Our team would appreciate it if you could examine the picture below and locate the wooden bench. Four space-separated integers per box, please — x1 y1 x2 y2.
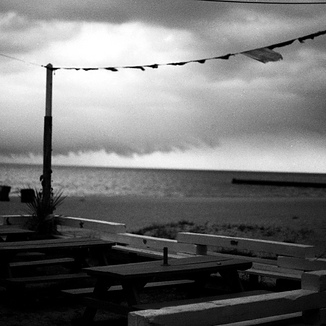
10 257 75 269
0 237 114 294
133 290 270 311
177 232 323 287
129 270 326 326
62 280 195 298
4 272 90 287
3 273 92 300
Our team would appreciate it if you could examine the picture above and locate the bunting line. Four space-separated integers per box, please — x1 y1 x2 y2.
198 0 326 4
45 29 326 72
1 29 325 72
0 53 41 67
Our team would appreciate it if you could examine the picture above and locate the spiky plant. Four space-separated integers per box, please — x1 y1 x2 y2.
25 188 66 236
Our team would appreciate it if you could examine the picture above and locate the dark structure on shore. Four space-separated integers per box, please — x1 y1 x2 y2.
232 178 326 188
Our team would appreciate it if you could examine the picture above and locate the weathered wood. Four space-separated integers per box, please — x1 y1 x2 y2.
4 272 90 285
10 257 75 268
108 232 196 255
62 280 195 297
129 289 326 326
112 244 192 260
302 270 326 292
278 256 326 271
0 237 114 254
245 269 302 281
57 215 126 234
85 256 251 279
0 215 30 226
246 262 303 281
177 232 315 258
133 290 270 311
0 215 127 236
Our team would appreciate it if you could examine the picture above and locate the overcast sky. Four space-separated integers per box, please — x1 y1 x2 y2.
1 0 326 172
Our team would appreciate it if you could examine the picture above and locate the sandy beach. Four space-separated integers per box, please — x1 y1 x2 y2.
1 195 326 249
1 195 326 325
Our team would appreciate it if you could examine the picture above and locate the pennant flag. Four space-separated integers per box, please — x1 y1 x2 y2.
3 28 315 71
241 47 283 63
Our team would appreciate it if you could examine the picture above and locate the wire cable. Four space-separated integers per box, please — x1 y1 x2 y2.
198 0 326 4
0 53 42 68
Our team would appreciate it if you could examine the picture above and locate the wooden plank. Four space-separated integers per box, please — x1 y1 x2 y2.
245 269 302 281
85 256 251 279
62 280 195 297
128 289 326 326
177 232 315 258
107 232 196 255
0 238 114 254
57 215 126 234
302 270 326 292
4 272 90 284
112 245 192 260
0 226 34 235
0 215 30 226
251 262 302 276
278 256 326 271
133 290 271 311
245 262 303 281
10 257 75 268
207 313 303 326
1 214 126 235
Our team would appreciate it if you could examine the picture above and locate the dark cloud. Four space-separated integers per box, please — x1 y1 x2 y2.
1 0 326 166
1 0 324 30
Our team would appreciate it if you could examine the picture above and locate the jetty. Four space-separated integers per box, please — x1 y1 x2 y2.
232 178 326 188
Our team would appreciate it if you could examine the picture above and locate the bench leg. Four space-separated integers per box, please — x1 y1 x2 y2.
219 269 244 292
303 308 326 325
122 280 147 306
249 274 259 286
81 278 109 325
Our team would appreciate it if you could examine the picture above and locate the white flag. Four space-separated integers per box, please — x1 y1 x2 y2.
241 47 283 63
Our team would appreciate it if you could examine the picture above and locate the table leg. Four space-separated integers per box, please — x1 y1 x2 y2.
219 269 244 292
121 278 150 307
122 282 141 306
81 278 110 325
0 256 13 278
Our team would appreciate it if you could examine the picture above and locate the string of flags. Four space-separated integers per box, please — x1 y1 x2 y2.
1 29 325 71
45 29 326 72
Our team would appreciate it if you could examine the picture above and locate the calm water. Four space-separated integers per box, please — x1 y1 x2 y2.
1 163 326 199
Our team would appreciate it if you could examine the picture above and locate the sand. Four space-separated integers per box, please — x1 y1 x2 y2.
2 194 326 248
1 195 325 325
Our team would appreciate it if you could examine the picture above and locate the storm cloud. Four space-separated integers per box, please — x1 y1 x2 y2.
1 1 326 171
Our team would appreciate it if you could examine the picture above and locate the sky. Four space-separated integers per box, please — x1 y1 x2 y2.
1 0 326 173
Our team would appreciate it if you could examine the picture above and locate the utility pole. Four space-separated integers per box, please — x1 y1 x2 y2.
42 63 53 212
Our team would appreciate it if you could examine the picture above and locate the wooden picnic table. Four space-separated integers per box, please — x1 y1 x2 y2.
81 255 252 323
0 225 35 241
0 237 115 279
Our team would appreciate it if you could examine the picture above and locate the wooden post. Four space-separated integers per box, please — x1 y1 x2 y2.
163 247 169 266
42 63 53 212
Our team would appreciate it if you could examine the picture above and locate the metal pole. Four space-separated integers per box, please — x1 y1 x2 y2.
42 63 53 213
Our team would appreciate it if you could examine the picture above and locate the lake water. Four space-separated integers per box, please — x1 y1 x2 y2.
1 163 326 199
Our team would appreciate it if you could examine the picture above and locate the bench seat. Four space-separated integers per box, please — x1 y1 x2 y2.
133 290 271 311
10 257 75 268
62 279 195 297
3 272 90 288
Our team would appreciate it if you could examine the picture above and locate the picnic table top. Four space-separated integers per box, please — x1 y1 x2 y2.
0 237 115 253
85 255 252 280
